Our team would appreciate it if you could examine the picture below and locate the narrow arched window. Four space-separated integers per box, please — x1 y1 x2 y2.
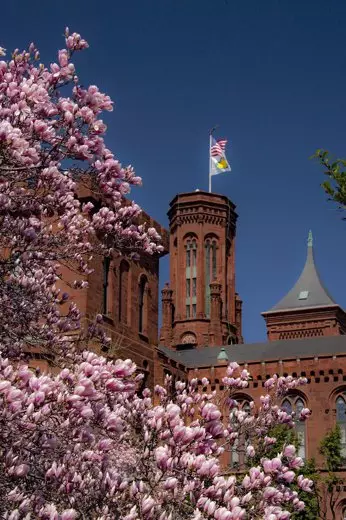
230 399 252 468
212 241 217 279
102 257 110 315
282 398 292 414
295 398 306 459
185 238 197 319
282 396 307 459
119 260 129 324
336 395 346 460
205 238 217 317
139 275 148 334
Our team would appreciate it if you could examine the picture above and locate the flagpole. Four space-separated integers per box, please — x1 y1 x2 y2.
209 126 218 193
209 132 212 193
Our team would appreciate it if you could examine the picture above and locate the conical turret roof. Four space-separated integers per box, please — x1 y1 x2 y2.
267 231 337 313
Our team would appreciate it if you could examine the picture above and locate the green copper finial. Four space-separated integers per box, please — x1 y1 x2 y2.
307 230 313 248
217 347 229 362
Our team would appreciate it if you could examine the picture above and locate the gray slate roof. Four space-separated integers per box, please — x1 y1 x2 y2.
158 334 346 368
265 231 337 313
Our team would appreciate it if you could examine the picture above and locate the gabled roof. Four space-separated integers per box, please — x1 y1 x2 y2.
264 231 337 314
158 335 346 368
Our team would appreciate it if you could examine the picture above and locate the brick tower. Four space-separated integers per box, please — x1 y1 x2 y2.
262 231 346 340
160 190 242 348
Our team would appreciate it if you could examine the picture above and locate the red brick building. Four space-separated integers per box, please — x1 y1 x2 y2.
30 205 170 387
36 186 346 517
80 208 169 390
160 190 242 348
156 190 346 518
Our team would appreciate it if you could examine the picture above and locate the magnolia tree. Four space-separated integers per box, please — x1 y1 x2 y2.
0 32 314 520
0 30 162 360
0 355 312 520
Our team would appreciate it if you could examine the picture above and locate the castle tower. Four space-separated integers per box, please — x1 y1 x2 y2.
262 231 346 340
160 190 242 348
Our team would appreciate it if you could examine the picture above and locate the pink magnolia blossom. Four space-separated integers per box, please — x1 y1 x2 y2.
0 31 163 360
0 356 313 519
0 31 314 520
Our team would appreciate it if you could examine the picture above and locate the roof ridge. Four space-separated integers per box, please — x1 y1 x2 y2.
158 335 346 368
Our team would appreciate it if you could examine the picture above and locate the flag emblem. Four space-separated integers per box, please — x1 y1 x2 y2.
210 137 231 176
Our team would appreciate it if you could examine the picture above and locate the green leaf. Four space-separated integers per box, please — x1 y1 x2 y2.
321 181 334 197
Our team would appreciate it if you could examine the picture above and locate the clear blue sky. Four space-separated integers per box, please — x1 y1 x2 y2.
2 0 346 343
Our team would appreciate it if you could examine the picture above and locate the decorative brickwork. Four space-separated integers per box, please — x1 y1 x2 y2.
160 190 242 348
58 189 169 389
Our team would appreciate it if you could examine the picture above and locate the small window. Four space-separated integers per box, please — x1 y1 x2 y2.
298 290 309 300
186 279 191 298
186 249 191 267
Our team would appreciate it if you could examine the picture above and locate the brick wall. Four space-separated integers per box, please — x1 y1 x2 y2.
154 351 346 518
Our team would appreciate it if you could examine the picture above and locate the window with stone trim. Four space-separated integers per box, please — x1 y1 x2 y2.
282 396 306 459
119 260 130 324
229 398 252 468
336 394 346 460
138 274 148 335
185 237 197 319
205 237 218 317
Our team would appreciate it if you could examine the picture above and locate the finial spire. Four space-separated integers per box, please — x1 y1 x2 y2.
217 347 229 362
266 228 336 312
307 230 313 248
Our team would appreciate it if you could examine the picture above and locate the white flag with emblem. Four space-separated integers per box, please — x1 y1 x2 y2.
209 136 231 175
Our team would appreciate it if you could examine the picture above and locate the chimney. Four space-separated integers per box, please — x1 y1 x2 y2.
209 281 222 345
235 292 243 343
160 283 173 345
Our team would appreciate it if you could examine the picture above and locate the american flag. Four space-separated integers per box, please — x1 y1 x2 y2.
210 138 228 157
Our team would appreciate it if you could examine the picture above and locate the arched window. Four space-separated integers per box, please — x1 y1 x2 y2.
282 396 306 459
205 237 217 317
138 275 148 334
230 398 252 468
119 260 129 324
185 238 197 319
336 395 346 459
